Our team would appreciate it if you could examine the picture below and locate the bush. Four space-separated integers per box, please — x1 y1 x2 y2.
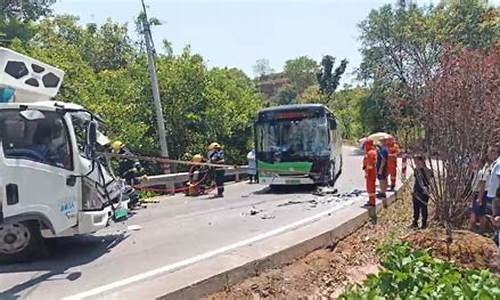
340 242 500 299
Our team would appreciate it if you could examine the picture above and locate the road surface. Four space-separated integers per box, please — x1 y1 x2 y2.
0 146 390 299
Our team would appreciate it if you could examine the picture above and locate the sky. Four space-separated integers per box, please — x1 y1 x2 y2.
52 0 500 84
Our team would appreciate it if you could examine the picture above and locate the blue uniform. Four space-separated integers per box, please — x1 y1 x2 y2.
376 145 388 180
208 149 225 197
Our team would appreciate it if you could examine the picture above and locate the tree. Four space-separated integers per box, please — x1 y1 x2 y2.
252 58 274 78
358 0 500 134
272 84 298 105
0 0 56 46
283 56 318 94
316 55 348 98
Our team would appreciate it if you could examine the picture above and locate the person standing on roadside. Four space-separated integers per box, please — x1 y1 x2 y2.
247 149 257 184
376 137 389 199
363 139 378 207
486 145 500 217
411 155 433 229
469 156 489 233
207 142 225 198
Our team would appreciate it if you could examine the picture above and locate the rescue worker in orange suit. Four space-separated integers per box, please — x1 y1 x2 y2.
363 139 378 207
186 154 207 196
387 137 400 191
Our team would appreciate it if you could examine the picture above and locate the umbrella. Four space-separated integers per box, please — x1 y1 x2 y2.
367 132 393 145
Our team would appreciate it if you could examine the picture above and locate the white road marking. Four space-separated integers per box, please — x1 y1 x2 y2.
63 200 359 300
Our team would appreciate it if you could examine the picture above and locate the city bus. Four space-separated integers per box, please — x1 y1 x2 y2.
255 104 342 186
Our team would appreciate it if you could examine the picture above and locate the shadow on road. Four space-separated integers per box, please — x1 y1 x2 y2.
253 184 317 195
0 233 128 300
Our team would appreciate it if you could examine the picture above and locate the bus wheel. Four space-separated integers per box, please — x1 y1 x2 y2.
0 221 46 263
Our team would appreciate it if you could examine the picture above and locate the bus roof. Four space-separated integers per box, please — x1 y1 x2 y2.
258 103 332 114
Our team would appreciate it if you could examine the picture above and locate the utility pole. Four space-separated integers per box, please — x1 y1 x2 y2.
140 0 171 174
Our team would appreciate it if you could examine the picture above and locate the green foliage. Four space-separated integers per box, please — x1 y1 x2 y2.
357 0 500 134
300 85 367 139
0 0 55 46
340 242 500 299
317 55 348 97
284 56 318 94
272 84 298 105
331 87 367 139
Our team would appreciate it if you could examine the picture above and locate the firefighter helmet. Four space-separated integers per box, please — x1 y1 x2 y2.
111 140 124 153
208 142 221 150
192 154 204 162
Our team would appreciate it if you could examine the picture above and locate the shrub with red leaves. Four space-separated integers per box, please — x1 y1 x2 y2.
410 47 500 227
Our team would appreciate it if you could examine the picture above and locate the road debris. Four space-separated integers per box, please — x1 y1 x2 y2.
242 206 264 216
127 225 142 231
261 214 276 220
277 200 304 207
313 186 338 196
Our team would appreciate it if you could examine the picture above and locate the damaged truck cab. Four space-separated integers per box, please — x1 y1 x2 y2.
0 48 127 262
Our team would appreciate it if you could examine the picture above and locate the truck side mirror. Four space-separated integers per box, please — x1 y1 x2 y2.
329 119 337 130
86 121 98 148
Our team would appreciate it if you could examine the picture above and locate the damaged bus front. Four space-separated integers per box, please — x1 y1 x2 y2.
255 104 342 186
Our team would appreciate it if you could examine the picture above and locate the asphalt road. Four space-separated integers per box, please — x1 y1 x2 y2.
0 146 375 300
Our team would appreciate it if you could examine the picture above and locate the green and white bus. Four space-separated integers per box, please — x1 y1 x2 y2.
255 104 342 186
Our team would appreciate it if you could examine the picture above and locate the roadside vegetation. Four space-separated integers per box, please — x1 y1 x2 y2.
341 242 500 299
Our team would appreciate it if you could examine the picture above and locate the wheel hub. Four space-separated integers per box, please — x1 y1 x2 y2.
0 223 31 254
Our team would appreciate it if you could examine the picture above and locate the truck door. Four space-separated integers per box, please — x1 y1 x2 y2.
0 109 80 234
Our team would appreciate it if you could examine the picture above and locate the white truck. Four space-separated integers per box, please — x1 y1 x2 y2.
0 48 129 262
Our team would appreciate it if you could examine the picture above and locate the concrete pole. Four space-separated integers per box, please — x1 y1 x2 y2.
141 0 171 173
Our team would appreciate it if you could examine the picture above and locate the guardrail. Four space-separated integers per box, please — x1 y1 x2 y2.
136 166 249 188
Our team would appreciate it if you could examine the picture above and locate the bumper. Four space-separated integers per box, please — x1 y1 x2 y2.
77 206 114 234
260 176 315 185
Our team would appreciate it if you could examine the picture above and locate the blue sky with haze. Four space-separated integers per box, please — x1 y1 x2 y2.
53 0 500 84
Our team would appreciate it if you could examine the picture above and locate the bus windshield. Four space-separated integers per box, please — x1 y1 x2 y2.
256 116 329 162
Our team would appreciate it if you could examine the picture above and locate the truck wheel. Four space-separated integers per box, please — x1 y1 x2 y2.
0 221 46 263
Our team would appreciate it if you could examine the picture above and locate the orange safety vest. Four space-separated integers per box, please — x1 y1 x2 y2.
364 149 377 172
388 143 400 166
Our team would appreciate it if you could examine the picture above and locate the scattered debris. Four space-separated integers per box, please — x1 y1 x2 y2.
337 189 366 198
141 198 160 204
313 186 338 196
127 225 142 231
277 200 304 207
242 206 264 216
261 214 276 220
206 182 414 300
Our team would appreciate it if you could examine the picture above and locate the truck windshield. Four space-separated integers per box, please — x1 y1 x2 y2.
0 110 73 170
256 116 329 162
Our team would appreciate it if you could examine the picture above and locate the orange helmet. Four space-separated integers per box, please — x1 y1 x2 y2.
364 139 375 152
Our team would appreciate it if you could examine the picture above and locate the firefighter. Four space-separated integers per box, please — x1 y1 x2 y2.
111 141 145 208
186 154 207 196
207 142 225 198
363 139 378 207
387 137 400 191
111 141 145 185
